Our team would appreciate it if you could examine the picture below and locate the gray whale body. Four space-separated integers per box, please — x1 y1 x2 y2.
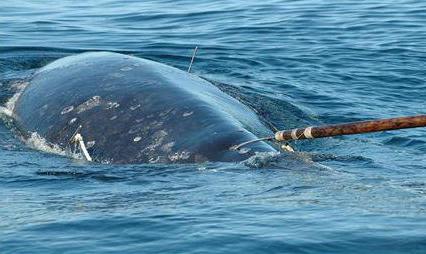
14 52 276 163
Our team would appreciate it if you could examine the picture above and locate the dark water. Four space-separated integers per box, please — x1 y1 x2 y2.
1 0 426 253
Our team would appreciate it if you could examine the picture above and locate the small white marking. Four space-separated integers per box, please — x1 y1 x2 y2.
110 115 118 120
149 157 160 163
61 106 74 115
161 142 175 152
168 151 191 161
106 102 120 109
183 111 193 117
133 136 142 142
86 141 96 148
130 104 141 110
111 73 125 78
120 66 133 71
69 118 77 124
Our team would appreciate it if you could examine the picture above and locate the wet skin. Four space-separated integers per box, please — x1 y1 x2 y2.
14 52 276 163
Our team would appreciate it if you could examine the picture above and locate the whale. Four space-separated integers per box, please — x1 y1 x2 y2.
13 52 277 164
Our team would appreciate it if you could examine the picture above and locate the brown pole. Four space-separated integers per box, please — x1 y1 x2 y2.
274 115 426 141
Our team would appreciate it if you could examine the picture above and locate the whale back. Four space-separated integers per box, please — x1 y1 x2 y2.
14 52 275 163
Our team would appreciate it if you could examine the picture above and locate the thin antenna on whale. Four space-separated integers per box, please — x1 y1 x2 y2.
187 46 198 73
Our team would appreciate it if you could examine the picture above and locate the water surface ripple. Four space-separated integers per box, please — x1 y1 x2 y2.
0 0 425 253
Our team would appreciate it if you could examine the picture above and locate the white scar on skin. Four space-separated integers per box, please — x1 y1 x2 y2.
120 66 133 71
61 106 74 115
76 96 101 113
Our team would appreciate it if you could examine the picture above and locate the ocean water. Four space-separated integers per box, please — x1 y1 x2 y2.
1 0 426 253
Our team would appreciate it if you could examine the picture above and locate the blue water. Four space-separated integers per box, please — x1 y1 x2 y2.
1 0 426 253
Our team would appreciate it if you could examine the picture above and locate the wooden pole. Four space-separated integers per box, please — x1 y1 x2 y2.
274 115 426 141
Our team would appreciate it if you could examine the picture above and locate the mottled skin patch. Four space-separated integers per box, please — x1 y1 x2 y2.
69 118 77 124
61 106 74 115
110 73 125 78
183 111 193 117
14 52 276 164
86 141 96 148
120 66 133 72
169 151 191 162
106 102 120 109
161 142 175 152
130 104 140 111
76 96 102 113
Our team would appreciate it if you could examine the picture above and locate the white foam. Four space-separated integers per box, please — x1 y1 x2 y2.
0 106 12 118
0 80 29 118
0 80 87 162
242 151 281 168
23 132 83 160
24 132 67 156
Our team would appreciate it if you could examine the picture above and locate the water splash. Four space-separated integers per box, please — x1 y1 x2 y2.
0 80 28 118
242 150 334 171
24 132 67 156
0 80 85 161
